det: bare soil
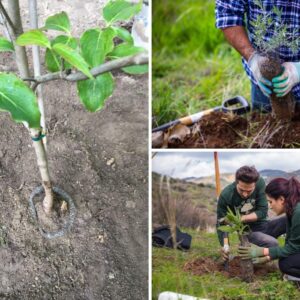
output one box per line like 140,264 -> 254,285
0,1 -> 148,299
183,257 -> 277,280
153,111 -> 300,148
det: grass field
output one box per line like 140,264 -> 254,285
152,0 -> 251,126
152,229 -> 300,300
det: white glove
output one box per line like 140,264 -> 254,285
272,62 -> 300,97
248,52 -> 273,97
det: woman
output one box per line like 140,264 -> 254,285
238,177 -> 300,281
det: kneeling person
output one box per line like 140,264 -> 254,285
216,166 -> 286,261
239,177 -> 300,282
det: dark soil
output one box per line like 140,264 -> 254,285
259,55 -> 294,120
0,59 -> 148,300
183,257 -> 277,280
153,110 -> 300,148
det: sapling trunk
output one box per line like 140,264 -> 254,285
239,233 -> 254,282
28,0 -> 47,145
6,0 -> 54,214
259,54 -> 295,120
30,129 -> 54,215
6,0 -> 30,78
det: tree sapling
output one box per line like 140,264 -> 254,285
0,0 -> 148,238
218,207 -> 254,282
251,0 -> 300,119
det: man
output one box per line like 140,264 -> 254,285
215,1 -> 300,111
216,166 -> 286,261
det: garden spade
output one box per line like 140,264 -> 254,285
152,96 -> 250,132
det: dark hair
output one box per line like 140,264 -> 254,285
265,177 -> 300,218
235,166 -> 259,183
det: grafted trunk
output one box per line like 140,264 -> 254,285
239,234 -> 254,282
259,54 -> 295,120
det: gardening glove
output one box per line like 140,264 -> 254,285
218,216 -> 231,226
252,256 -> 270,265
238,244 -> 266,259
248,52 -> 273,97
220,247 -> 229,262
272,62 -> 300,97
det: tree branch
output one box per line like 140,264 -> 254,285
0,1 -> 16,37
33,52 -> 148,87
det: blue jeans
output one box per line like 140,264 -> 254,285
251,82 -> 272,112
251,82 -> 300,112
247,216 -> 287,247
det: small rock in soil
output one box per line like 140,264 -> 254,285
107,158 -> 115,166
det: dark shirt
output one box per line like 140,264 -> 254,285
216,177 -> 268,245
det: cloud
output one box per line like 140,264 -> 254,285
152,151 -> 300,178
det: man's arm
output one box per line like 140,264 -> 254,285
222,26 -> 254,61
241,212 -> 258,223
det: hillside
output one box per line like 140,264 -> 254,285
152,169 -> 299,230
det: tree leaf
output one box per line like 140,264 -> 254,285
45,35 -> 77,72
109,43 -> 147,74
52,43 -> 93,79
44,11 -> 71,34
218,226 -> 235,233
103,0 -> 142,24
0,73 -> 40,128
122,64 -> 148,74
0,37 -> 14,51
80,28 -> 115,68
16,30 -> 51,48
77,73 -> 114,112
112,26 -> 133,44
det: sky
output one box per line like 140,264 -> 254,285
152,151 -> 300,179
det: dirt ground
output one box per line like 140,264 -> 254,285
153,111 -> 300,148
0,1 -> 148,299
183,257 -> 277,280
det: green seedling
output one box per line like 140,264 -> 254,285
0,0 -> 148,218
251,0 -> 300,55
218,207 -> 254,282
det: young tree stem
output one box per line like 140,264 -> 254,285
28,0 -> 47,145
6,0 -> 30,78
30,128 -> 54,215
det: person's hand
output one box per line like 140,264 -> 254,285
238,244 -> 267,259
218,216 -> 231,226
248,52 -> 273,97
272,62 -> 300,97
252,256 -> 270,264
220,247 -> 229,262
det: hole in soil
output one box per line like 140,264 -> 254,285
33,193 -> 68,232
183,257 -> 278,279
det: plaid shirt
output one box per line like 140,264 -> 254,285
215,0 -> 300,100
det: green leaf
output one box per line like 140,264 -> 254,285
109,43 -> 147,74
0,37 -> 14,51
44,12 -> 71,34
122,64 -> 148,74
45,35 -> 77,72
77,73 -> 114,112
80,27 -> 115,68
112,26 -> 133,44
218,226 -> 235,233
103,0 -> 142,24
16,30 -> 51,48
52,43 -> 93,79
0,73 -> 40,128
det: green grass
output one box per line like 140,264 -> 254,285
152,229 -> 300,300
152,0 -> 251,126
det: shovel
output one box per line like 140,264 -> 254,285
152,95 -> 250,133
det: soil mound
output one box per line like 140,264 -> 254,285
183,257 -> 277,279
153,111 -> 300,148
